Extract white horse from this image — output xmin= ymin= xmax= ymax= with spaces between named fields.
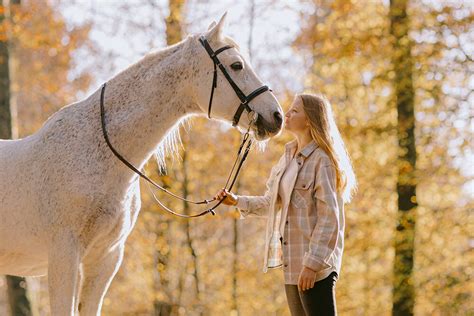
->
xmin=0 ymin=14 xmax=283 ymax=315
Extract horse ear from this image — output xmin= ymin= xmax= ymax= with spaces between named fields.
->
xmin=206 ymin=12 xmax=227 ymax=41
xmin=217 ymin=11 xmax=228 ymax=28
xmin=207 ymin=21 xmax=216 ymax=30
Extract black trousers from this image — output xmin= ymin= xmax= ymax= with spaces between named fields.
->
xmin=284 ymin=272 xmax=338 ymax=316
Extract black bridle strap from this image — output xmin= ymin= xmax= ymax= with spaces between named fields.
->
xmin=216 ymin=60 xmax=271 ymax=125
xmin=199 ymin=37 xmax=233 ymax=118
xmin=205 ymin=137 xmax=253 ymax=213
xmin=206 ymin=44 xmax=232 ymax=118
xmin=215 ymin=62 xmax=247 ymax=102
xmin=199 ymin=35 xmax=270 ymax=126
xmin=232 ymin=85 xmax=269 ymax=126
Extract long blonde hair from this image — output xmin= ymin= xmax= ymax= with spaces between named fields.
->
xmin=299 ymin=94 xmax=357 ymax=203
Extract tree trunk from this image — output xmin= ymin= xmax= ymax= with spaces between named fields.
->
xmin=1 ymin=0 xmax=32 ymax=315
xmin=0 ymin=1 xmax=11 ymax=138
xmin=152 ymin=1 xmax=186 ymax=315
xmin=165 ymin=0 xmax=185 ymax=46
xmin=6 ymin=277 xmax=31 ymax=316
xmin=181 ymin=133 xmax=202 ymax=305
xmin=389 ymin=0 xmax=417 ymax=315
xmin=231 ymin=179 xmax=240 ymax=315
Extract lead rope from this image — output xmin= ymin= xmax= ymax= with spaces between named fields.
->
xmin=100 ymin=83 xmax=213 ymax=206
xmin=203 ymin=136 xmax=253 ymax=214
xmin=146 ymin=130 xmax=253 ymax=217
xmin=100 ymin=83 xmax=254 ymax=218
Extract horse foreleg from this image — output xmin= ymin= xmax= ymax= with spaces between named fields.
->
xmin=48 ymin=232 xmax=81 ymax=316
xmin=77 ymin=244 xmax=125 ymax=316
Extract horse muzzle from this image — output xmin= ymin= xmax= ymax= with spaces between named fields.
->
xmin=253 ymin=111 xmax=283 ymax=140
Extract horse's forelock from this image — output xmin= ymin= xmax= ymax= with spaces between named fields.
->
xmin=222 ymin=36 xmax=240 ymax=51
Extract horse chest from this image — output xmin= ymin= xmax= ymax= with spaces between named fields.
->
xmin=110 ymin=191 xmax=141 ymax=238
xmin=84 ymin=184 xmax=142 ymax=248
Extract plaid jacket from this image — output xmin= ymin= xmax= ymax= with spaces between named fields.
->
xmin=236 ymin=140 xmax=345 ymax=284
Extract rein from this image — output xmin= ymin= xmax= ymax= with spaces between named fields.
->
xmin=99 ymin=35 xmax=272 ymax=218
xmin=100 ymin=84 xmax=253 ymax=218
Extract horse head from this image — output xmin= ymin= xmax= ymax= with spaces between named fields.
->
xmin=192 ymin=13 xmax=284 ymax=140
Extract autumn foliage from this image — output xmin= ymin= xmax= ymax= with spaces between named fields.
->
xmin=0 ymin=1 xmax=472 ymax=315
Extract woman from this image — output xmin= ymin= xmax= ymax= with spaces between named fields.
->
xmin=215 ymin=94 xmax=356 ymax=316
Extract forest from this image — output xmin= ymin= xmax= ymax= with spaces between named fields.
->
xmin=0 ymin=0 xmax=472 ymax=315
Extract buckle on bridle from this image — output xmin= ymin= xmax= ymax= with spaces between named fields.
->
xmin=248 ymin=110 xmax=258 ymax=126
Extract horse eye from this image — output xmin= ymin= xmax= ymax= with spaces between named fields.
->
xmin=231 ymin=62 xmax=243 ymax=70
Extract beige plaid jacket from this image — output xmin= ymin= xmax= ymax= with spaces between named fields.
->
xmin=236 ymin=140 xmax=344 ymax=284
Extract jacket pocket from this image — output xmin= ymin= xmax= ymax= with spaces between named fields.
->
xmin=292 ymin=177 xmax=313 ymax=209
xmin=292 ymin=177 xmax=316 ymax=232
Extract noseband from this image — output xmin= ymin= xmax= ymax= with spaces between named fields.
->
xmin=198 ymin=35 xmax=271 ymax=126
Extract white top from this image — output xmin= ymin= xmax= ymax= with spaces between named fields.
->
xmin=276 ymin=156 xmax=299 ymax=237
xmin=236 ymin=152 xmax=300 ymax=238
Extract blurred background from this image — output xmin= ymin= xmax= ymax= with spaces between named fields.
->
xmin=0 ymin=0 xmax=472 ymax=315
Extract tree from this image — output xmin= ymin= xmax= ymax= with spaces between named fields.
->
xmin=0 ymin=1 xmax=11 ymax=138
xmin=17 ymin=0 xmax=467 ymax=314
xmin=0 ymin=1 xmax=33 ymax=315
xmin=294 ymin=0 xmax=472 ymax=314
xmin=390 ymin=0 xmax=417 ymax=314
xmin=163 ymin=2 xmax=189 ymax=316
xmin=0 ymin=0 xmax=92 ymax=314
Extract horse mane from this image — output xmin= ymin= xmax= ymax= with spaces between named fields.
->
xmin=153 ymin=115 xmax=193 ymax=172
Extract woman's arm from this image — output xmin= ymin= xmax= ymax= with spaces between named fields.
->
xmin=235 ymin=162 xmax=280 ymax=218
xmin=303 ymin=161 xmax=340 ymax=272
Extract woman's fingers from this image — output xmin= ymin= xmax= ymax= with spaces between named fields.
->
xmin=215 ymin=189 xmax=238 ymax=206
xmin=298 ymin=275 xmax=315 ymax=292
xmin=305 ymin=278 xmax=311 ymax=291
xmin=215 ymin=189 xmax=227 ymax=200
xmin=216 ymin=189 xmax=237 ymax=206
xmin=307 ymin=276 xmax=316 ymax=291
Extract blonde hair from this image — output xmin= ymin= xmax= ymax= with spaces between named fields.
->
xmin=299 ymin=94 xmax=357 ymax=203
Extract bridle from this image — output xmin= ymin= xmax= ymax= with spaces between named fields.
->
xmin=98 ymin=35 xmax=273 ymax=218
xmin=198 ymin=35 xmax=270 ymax=126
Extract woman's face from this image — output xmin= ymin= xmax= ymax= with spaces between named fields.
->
xmin=284 ymin=97 xmax=309 ymax=133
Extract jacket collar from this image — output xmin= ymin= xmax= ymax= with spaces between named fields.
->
xmin=284 ymin=139 xmax=318 ymax=159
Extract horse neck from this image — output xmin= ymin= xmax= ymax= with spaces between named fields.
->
xmin=101 ymin=37 xmax=201 ymax=173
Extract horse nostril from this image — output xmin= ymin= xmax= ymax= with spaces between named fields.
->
xmin=273 ymin=111 xmax=283 ymax=127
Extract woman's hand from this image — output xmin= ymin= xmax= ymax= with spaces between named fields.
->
xmin=298 ymin=266 xmax=317 ymax=292
xmin=215 ymin=189 xmax=238 ymax=206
